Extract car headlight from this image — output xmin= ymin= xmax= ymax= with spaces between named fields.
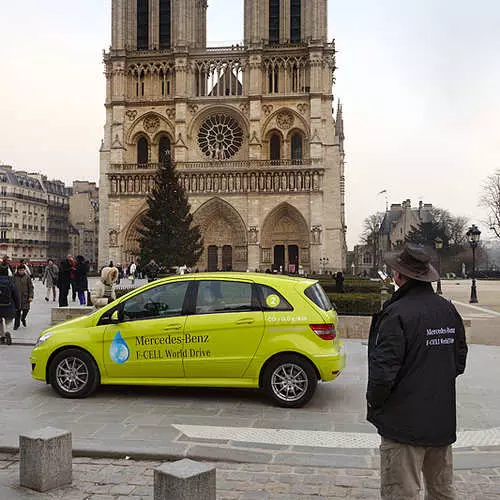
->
xmin=36 ymin=332 xmax=54 ymax=347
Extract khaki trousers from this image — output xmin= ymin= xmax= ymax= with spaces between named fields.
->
xmin=380 ymin=437 xmax=455 ymax=500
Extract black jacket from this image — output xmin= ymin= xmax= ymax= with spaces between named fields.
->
xmin=367 ymin=280 xmax=467 ymax=446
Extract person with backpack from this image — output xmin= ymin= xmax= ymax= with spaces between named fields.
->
xmin=0 ymin=263 xmax=20 ymax=345
xmin=13 ymin=265 xmax=34 ymax=330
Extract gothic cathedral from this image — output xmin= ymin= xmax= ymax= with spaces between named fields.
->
xmin=99 ymin=0 xmax=347 ymax=272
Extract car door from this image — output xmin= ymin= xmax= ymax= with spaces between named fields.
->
xmin=103 ymin=280 xmax=190 ymax=379
xmin=183 ymin=279 xmax=265 ymax=379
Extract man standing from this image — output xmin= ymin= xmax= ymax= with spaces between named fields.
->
xmin=13 ymin=265 xmax=34 ymax=329
xmin=367 ymin=244 xmax=468 ymax=500
xmin=58 ymin=255 xmax=74 ymax=307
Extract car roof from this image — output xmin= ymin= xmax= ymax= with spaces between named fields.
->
xmin=156 ymin=272 xmax=317 ymax=287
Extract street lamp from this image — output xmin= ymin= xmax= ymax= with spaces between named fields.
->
xmin=466 ymin=224 xmax=481 ymax=304
xmin=319 ymin=257 xmax=329 ymax=275
xmin=434 ymin=237 xmax=443 ymax=295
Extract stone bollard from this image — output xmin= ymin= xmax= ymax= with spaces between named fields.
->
xmin=154 ymin=459 xmax=216 ymax=500
xmin=19 ymin=427 xmax=72 ymax=492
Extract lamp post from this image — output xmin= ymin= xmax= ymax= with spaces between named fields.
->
xmin=434 ymin=237 xmax=443 ymax=295
xmin=319 ymin=257 xmax=329 ymax=275
xmin=466 ymin=224 xmax=481 ymax=304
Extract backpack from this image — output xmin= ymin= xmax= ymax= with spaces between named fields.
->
xmin=0 ymin=281 xmax=12 ymax=307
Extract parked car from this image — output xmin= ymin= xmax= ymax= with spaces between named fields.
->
xmin=30 ymin=273 xmax=345 ymax=407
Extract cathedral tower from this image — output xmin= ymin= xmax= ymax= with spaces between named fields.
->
xmin=99 ymin=0 xmax=347 ymax=272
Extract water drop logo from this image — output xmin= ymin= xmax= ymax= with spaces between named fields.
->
xmin=109 ymin=332 xmax=130 ymax=364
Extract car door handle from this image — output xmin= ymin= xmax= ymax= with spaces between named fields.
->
xmin=236 ymin=318 xmax=255 ymax=325
xmin=164 ymin=324 xmax=182 ymax=331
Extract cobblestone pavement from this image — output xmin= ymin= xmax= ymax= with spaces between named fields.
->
xmin=0 ymin=454 xmax=499 ymax=499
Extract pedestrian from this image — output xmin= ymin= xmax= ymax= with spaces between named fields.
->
xmin=144 ymin=259 xmax=160 ymax=282
xmin=0 ymin=263 xmax=20 ymax=345
xmin=12 ymin=265 xmax=34 ymax=330
xmin=116 ymin=263 xmax=123 ymax=285
xmin=19 ymin=259 xmax=32 ymax=279
xmin=367 ymin=243 xmax=468 ymax=500
xmin=70 ymin=258 xmax=77 ymax=302
xmin=2 ymin=255 xmax=14 ymax=277
xmin=58 ymin=255 xmax=74 ymax=307
xmin=42 ymin=259 xmax=59 ymax=302
xmin=335 ymin=271 xmax=345 ymax=293
xmin=129 ymin=261 xmax=137 ymax=284
xmin=74 ymin=255 xmax=90 ymax=306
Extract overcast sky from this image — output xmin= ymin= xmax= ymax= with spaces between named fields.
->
xmin=1 ymin=0 xmax=499 ymax=248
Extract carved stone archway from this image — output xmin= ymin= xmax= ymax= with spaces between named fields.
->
xmin=260 ymin=203 xmax=310 ymax=272
xmin=192 ymin=198 xmax=248 ymax=271
xmin=123 ymin=211 xmax=146 ymax=266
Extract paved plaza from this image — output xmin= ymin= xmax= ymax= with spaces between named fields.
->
xmin=0 ymin=278 xmax=499 ymax=498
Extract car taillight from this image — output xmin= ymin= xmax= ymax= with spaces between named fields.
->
xmin=310 ymin=323 xmax=336 ymax=340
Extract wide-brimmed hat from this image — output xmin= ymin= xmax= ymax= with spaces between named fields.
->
xmin=384 ymin=243 xmax=440 ymax=282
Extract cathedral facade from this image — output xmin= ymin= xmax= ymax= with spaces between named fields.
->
xmin=99 ymin=0 xmax=347 ymax=272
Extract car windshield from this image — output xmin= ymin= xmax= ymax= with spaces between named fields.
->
xmin=304 ymin=283 xmax=333 ymax=311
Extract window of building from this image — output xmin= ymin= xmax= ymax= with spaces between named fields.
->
xmin=269 ymin=0 xmax=280 ymax=43
xmin=291 ymin=133 xmax=303 ymax=162
xmin=137 ymin=0 xmax=149 ymax=50
xmin=268 ymin=67 xmax=279 ymax=94
xmin=270 ymin=134 xmax=281 ymax=162
xmin=159 ymin=0 xmax=171 ymax=49
xmin=137 ymin=136 xmax=149 ymax=165
xmin=159 ymin=135 xmax=171 ymax=164
xmin=290 ymin=0 xmax=301 ymax=43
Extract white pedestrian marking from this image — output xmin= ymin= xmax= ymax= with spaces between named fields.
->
xmin=451 ymin=300 xmax=500 ymax=317
xmin=173 ymin=425 xmax=500 ymax=449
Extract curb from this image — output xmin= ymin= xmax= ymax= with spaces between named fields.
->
xmin=1 ymin=443 xmax=500 ymax=470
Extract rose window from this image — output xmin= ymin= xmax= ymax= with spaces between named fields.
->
xmin=198 ymin=114 xmax=243 ymax=160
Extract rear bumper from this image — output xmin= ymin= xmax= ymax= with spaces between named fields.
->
xmin=313 ymin=345 xmax=346 ymax=381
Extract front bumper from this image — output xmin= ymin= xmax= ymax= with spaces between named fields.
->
xmin=30 ymin=351 xmax=47 ymax=382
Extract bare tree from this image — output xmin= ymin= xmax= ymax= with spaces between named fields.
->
xmin=360 ymin=212 xmax=385 ymax=274
xmin=480 ymin=173 xmax=500 ymax=239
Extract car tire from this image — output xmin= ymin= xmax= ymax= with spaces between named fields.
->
xmin=263 ymin=354 xmax=317 ymax=408
xmin=49 ymin=348 xmax=99 ymax=399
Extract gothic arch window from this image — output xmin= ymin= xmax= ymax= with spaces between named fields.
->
xmin=159 ymin=0 xmax=171 ymax=49
xmin=291 ymin=133 xmax=303 ymax=162
xmin=137 ymin=136 xmax=149 ymax=166
xmin=136 ymin=0 xmax=149 ymax=50
xmin=269 ymin=0 xmax=280 ymax=43
xmin=136 ymin=70 xmax=145 ymax=97
xmin=268 ymin=67 xmax=279 ymax=94
xmin=270 ymin=134 xmax=281 ymax=162
xmin=158 ymin=135 xmax=171 ymax=164
xmin=290 ymin=0 xmax=301 ymax=43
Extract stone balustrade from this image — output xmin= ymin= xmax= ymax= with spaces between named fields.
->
xmin=108 ymin=161 xmax=324 ymax=196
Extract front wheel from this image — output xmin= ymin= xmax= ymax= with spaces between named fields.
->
xmin=262 ymin=355 xmax=317 ymax=408
xmin=49 ymin=349 xmax=99 ymax=399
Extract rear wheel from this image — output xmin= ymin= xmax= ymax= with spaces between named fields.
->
xmin=262 ymin=355 xmax=317 ymax=408
xmin=49 ymin=349 xmax=99 ymax=399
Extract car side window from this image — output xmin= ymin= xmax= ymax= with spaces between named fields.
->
xmin=257 ymin=284 xmax=293 ymax=311
xmin=122 ymin=281 xmax=189 ymax=321
xmin=195 ymin=280 xmax=258 ymax=314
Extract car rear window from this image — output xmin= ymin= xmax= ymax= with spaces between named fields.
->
xmin=256 ymin=284 xmax=293 ymax=311
xmin=304 ymin=283 xmax=333 ymax=311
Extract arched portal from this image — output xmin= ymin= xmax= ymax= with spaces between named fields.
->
xmin=123 ymin=210 xmax=146 ymax=265
xmin=192 ymin=198 xmax=248 ymax=271
xmin=261 ymin=203 xmax=310 ymax=272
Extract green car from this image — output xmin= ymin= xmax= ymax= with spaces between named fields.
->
xmin=30 ymin=273 xmax=345 ymax=408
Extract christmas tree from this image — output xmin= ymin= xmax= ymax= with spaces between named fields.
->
xmin=137 ymin=156 xmax=203 ymax=268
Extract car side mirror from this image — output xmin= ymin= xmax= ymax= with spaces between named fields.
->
xmin=111 ymin=310 xmax=120 ymax=323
